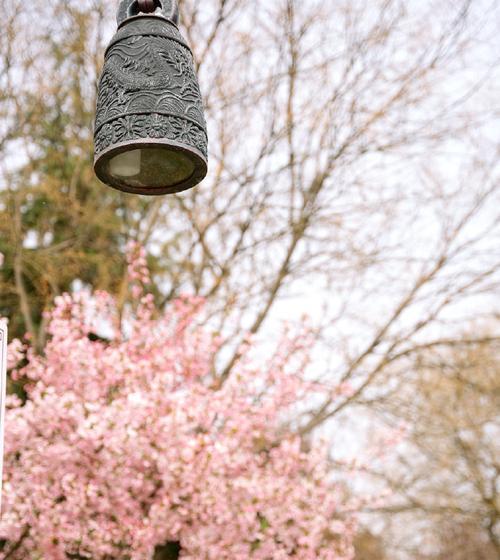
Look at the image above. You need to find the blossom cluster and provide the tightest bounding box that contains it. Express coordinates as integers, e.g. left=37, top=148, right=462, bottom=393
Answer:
left=0, top=250, right=355, bottom=559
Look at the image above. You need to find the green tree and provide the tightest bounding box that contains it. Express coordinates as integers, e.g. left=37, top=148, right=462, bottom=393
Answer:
left=0, top=2, right=161, bottom=346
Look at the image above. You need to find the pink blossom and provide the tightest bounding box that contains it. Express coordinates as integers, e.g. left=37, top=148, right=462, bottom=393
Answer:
left=6, top=339, right=25, bottom=370
left=0, top=252, right=357, bottom=559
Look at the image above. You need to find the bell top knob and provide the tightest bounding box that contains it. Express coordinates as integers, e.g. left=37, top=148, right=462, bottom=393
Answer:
left=117, top=0, right=179, bottom=28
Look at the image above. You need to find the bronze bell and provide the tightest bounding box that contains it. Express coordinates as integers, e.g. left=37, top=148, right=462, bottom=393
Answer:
left=93, top=0, right=208, bottom=195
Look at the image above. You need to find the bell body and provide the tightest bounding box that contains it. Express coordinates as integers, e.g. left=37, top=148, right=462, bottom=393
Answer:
left=94, top=2, right=208, bottom=195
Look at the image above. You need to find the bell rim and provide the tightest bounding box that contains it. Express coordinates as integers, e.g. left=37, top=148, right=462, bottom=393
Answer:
left=94, top=138, right=208, bottom=196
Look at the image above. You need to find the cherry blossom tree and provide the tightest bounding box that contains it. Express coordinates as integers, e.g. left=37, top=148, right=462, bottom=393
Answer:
left=0, top=246, right=357, bottom=560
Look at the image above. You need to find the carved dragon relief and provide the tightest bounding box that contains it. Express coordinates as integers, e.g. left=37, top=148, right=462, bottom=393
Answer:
left=94, top=20, right=207, bottom=158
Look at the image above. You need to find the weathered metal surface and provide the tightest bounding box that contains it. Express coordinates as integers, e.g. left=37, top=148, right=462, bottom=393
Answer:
left=94, top=0, right=207, bottom=194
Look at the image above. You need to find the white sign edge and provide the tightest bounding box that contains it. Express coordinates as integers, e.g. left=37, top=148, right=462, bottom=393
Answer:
left=0, top=324, right=7, bottom=515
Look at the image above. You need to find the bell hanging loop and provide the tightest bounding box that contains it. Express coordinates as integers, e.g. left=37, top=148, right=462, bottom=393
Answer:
left=93, top=0, right=207, bottom=195
left=117, top=0, right=180, bottom=27
left=137, top=0, right=157, bottom=13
